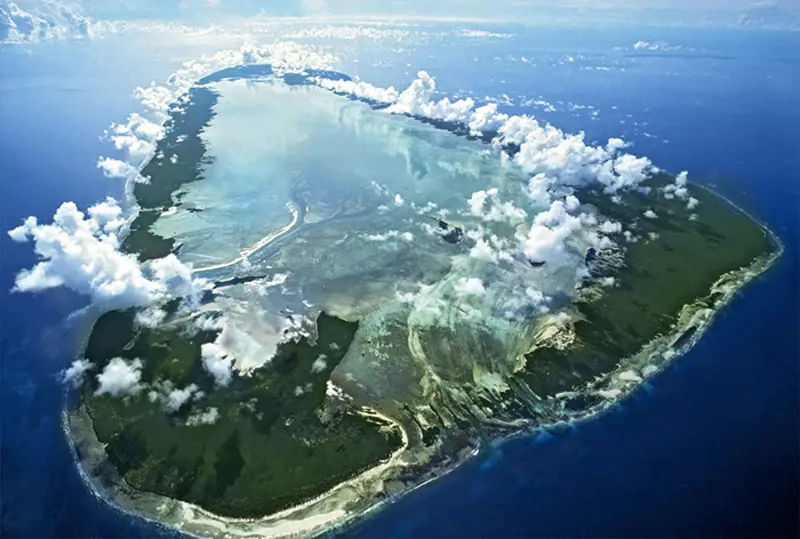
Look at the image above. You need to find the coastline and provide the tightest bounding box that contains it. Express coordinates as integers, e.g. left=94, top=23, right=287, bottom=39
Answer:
left=55, top=60, right=785, bottom=539
left=64, top=213, right=782, bottom=539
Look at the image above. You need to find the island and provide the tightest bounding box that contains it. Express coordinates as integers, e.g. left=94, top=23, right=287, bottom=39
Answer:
left=67, top=64, right=780, bottom=539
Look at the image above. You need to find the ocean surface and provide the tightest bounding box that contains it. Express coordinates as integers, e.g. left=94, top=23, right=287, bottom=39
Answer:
left=1, top=26, right=798, bottom=538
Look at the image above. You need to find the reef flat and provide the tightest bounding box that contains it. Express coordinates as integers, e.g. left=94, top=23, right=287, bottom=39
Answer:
left=68, top=64, right=779, bottom=539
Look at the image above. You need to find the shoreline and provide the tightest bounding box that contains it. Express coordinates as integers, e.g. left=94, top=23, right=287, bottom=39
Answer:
left=64, top=215, right=782, bottom=539
left=59, top=62, right=785, bottom=539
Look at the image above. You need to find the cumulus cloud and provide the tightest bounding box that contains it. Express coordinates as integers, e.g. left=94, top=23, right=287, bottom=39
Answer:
left=453, top=277, right=486, bottom=297
left=8, top=198, right=154, bottom=307
left=500, top=118, right=653, bottom=195
left=311, top=354, right=328, bottom=373
left=135, top=307, right=167, bottom=328
left=317, top=70, right=653, bottom=203
left=315, top=76, right=399, bottom=104
left=643, top=209, right=658, bottom=219
left=7, top=198, right=209, bottom=310
left=193, top=313, right=224, bottom=331
left=455, top=28, right=512, bottom=39
left=387, top=71, right=474, bottom=121
left=164, top=383, right=200, bottom=412
left=521, top=198, right=585, bottom=267
left=466, top=227, right=514, bottom=264
left=632, top=40, right=685, bottom=52
left=0, top=0, right=117, bottom=44
left=201, top=342, right=234, bottom=386
left=663, top=171, right=700, bottom=212
left=600, top=276, right=616, bottom=287
left=95, top=357, right=143, bottom=397
left=323, top=70, right=509, bottom=136
left=186, top=407, right=220, bottom=426
left=107, top=112, right=164, bottom=161
left=364, top=230, right=414, bottom=242
left=663, top=170, right=690, bottom=200
left=62, top=358, right=93, bottom=388
left=599, top=219, right=622, bottom=234
left=97, top=157, right=148, bottom=184
left=524, top=286, right=551, bottom=313
left=468, top=188, right=527, bottom=225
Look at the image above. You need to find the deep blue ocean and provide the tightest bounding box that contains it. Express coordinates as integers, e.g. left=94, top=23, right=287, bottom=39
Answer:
left=1, top=26, right=798, bottom=538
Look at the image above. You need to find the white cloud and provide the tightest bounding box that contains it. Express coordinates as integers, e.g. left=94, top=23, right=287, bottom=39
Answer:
left=466, top=228, right=514, bottom=264
left=468, top=188, right=527, bottom=225
left=95, top=357, right=143, bottom=397
left=469, top=236, right=500, bottom=262
left=318, top=70, right=653, bottom=205
left=453, top=277, right=486, bottom=297
left=201, top=342, right=233, bottom=386
left=600, top=276, right=616, bottom=287
left=107, top=113, right=164, bottom=161
left=524, top=286, right=551, bottom=313
left=455, top=28, right=512, bottom=38
left=663, top=170, right=690, bottom=200
left=599, top=220, right=622, bottom=234
left=311, top=354, right=328, bottom=373
left=315, top=76, right=399, bottom=104
left=0, top=0, right=118, bottom=44
left=164, top=383, right=200, bottom=412
left=501, top=117, right=653, bottom=195
left=147, top=379, right=204, bottom=412
left=467, top=103, right=509, bottom=133
left=686, top=197, right=699, bottom=210
left=364, top=230, right=414, bottom=242
left=8, top=198, right=155, bottom=308
left=133, top=83, right=177, bottom=115
left=387, top=71, right=475, bottom=122
left=643, top=209, right=658, bottom=219
left=521, top=198, right=585, bottom=267
left=395, top=290, right=418, bottom=303
left=150, top=254, right=209, bottom=309
left=7, top=198, right=209, bottom=310
left=193, top=313, right=224, bottom=331
left=283, top=24, right=412, bottom=41
left=135, top=307, right=167, bottom=328
left=632, top=40, right=685, bottom=52
left=97, top=157, right=148, bottom=184
left=62, top=358, right=93, bottom=388
left=186, top=406, right=220, bottom=426
left=553, top=312, right=571, bottom=325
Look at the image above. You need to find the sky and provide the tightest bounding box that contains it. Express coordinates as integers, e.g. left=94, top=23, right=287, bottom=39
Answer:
left=2, top=0, right=799, bottom=41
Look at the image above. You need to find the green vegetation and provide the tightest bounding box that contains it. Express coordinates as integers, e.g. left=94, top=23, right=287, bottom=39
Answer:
left=521, top=173, right=772, bottom=397
left=83, top=312, right=401, bottom=518
left=78, top=65, right=774, bottom=521
left=122, top=85, right=219, bottom=262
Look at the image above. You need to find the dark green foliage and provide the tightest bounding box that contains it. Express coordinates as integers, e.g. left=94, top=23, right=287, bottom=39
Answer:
left=122, top=86, right=220, bottom=262
left=84, top=314, right=400, bottom=518
left=522, top=173, right=771, bottom=397
left=198, top=64, right=275, bottom=85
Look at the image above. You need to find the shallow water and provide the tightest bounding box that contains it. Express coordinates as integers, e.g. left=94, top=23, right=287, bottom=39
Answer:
left=153, top=76, right=594, bottom=376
